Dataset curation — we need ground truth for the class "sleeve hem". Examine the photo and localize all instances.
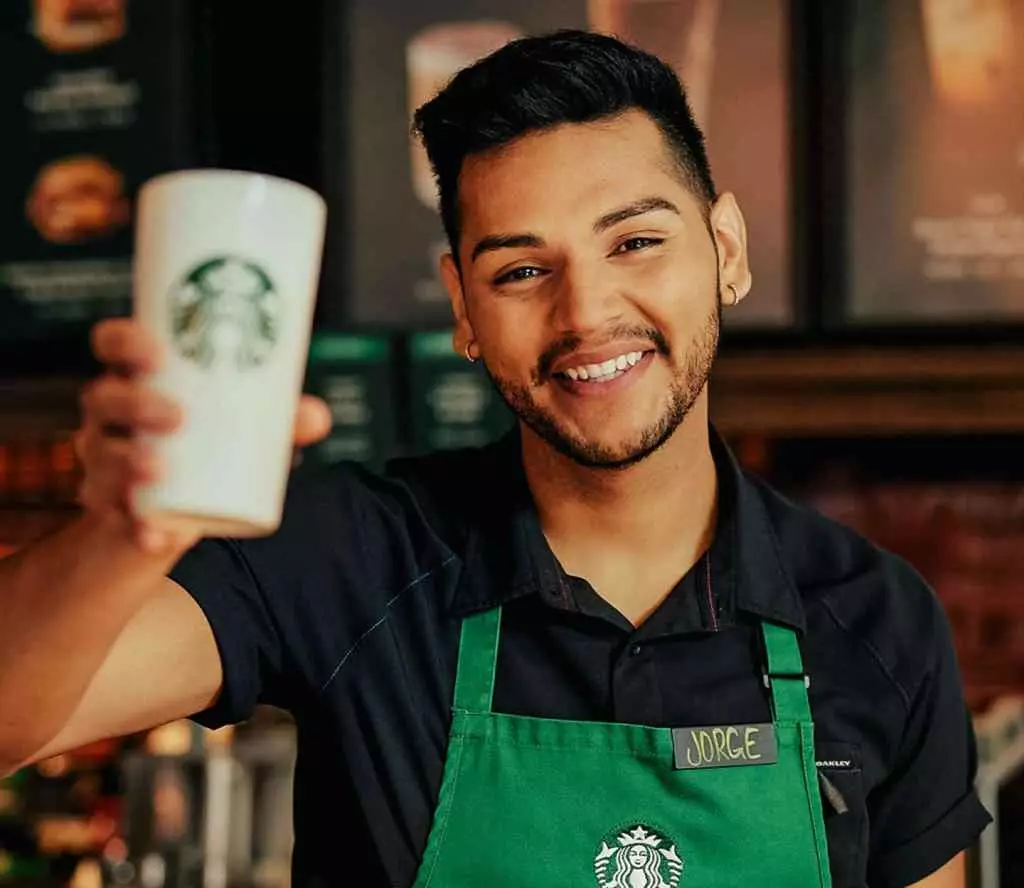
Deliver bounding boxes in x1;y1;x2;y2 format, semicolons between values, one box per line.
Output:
868;790;992;888
169;552;257;728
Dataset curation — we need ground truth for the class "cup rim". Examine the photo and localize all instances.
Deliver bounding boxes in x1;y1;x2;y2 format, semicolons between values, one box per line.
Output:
140;168;325;208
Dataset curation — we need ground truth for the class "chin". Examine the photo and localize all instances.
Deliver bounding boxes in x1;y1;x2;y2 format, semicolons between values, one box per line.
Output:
525;413;680;470
491;365;706;471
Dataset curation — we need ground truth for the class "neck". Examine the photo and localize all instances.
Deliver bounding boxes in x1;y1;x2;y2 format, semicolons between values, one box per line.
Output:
520;392;719;624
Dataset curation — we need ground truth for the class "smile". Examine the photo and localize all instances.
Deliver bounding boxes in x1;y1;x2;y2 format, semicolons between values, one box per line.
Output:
557;350;650;384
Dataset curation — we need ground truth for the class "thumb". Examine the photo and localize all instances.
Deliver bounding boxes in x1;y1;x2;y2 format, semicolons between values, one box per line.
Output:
294;394;333;447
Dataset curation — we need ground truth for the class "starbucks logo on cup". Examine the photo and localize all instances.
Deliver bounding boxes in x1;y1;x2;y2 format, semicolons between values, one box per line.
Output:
170;256;281;370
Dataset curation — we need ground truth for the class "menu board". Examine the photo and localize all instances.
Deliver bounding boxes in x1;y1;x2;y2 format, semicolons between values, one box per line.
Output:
589;0;795;328
845;0;1024;323
0;1;196;352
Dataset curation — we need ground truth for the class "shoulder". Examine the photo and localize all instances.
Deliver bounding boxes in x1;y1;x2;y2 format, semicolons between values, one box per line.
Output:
750;473;950;713
227;444;506;605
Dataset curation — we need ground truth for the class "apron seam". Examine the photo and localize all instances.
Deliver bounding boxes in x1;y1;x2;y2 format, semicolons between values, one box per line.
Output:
801;723;833;887
418;734;468;888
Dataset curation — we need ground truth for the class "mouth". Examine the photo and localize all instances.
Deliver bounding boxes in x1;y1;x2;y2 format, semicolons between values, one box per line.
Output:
551;349;656;393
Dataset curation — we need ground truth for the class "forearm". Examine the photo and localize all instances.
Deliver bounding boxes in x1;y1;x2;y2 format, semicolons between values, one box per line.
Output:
0;512;184;771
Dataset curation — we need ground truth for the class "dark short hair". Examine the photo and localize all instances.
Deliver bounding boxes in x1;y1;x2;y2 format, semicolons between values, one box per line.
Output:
412;29;717;263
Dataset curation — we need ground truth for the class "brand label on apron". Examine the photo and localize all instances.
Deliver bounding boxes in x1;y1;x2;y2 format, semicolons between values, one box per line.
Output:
672;723;778;770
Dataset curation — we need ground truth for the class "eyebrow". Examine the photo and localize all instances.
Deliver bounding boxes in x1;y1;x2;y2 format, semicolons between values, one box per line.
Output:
471;233;544;263
469;196;681;263
593;196;680;233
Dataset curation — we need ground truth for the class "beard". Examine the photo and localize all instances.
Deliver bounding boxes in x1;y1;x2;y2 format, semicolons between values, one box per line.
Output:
487;299;721;470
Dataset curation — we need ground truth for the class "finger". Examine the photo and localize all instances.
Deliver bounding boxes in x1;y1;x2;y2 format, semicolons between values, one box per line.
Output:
293;395;333;447
91;318;164;374
76;441;160;520
77;433;160;483
81;377;182;433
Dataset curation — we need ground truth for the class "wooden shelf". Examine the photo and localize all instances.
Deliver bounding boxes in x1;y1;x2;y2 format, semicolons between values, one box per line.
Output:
710;346;1024;437
1;346;1023;441
0;377;81;438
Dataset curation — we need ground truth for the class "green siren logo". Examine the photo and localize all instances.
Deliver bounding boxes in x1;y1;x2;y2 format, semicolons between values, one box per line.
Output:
594;824;684;888
170;256;281;370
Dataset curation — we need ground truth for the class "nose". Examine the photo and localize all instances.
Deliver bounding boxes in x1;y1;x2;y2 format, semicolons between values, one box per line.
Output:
548;258;623;335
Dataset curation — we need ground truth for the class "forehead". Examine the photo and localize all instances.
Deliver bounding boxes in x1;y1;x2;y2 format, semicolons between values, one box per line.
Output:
456;110;697;245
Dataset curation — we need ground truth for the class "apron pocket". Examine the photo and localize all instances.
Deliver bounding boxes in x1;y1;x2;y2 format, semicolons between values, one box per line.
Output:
815;741;868;888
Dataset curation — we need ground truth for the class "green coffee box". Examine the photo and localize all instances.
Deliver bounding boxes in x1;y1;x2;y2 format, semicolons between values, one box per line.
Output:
407;331;514;453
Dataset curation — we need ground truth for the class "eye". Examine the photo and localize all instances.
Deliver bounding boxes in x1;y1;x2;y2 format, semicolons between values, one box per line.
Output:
494;266;546;286
612;236;663;255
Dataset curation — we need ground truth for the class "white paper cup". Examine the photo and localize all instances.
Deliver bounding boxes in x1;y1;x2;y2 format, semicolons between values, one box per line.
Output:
132;169;327;537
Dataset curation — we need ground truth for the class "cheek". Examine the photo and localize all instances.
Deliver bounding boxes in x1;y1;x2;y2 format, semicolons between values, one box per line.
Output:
633;258;717;331
474;302;547;377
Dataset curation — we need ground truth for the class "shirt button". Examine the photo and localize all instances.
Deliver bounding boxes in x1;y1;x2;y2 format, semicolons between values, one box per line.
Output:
629;644;643;657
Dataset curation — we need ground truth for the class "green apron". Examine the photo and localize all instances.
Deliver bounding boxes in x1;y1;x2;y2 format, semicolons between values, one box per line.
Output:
412;606;833;887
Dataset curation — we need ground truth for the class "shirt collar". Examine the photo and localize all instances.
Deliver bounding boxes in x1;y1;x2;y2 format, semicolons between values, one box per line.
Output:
450;426;806;633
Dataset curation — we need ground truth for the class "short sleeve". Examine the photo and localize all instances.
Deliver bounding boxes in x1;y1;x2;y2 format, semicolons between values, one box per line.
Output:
167;460;449;730
169;536;279;728
866;579;992;887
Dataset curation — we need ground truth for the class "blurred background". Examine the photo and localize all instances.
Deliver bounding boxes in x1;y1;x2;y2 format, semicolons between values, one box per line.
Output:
1;0;1023;886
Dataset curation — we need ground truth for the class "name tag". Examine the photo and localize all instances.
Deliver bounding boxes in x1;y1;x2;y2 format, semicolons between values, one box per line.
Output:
672;723;778;770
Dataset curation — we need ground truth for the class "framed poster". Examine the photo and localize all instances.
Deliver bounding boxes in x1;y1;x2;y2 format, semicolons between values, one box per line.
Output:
844;0;1024;324
0;0;197;370
321;0;589;331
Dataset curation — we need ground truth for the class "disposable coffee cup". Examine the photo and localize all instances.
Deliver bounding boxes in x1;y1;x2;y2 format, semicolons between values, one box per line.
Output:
132;169;327;537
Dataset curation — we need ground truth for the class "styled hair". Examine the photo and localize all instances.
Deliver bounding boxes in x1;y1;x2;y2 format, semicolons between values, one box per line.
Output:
412;29;717;262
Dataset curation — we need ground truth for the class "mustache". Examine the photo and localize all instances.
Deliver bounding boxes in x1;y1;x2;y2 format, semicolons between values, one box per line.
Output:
534;325;670;382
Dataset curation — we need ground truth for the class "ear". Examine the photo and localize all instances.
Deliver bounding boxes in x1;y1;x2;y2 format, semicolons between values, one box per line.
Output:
709;192;753;305
440;252;477;356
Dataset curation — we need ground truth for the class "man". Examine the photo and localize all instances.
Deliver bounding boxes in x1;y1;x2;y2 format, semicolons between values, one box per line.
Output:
0;31;990;887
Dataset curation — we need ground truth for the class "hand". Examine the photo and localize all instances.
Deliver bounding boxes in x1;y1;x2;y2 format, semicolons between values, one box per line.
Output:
75;318;332;554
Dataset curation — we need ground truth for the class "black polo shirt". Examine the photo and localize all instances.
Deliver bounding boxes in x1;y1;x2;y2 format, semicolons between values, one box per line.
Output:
170;428;991;888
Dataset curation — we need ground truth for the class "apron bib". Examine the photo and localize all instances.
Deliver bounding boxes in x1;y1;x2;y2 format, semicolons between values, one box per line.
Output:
412;607;832;887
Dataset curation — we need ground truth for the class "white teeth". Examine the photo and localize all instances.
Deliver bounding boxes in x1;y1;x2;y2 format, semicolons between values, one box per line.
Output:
562;350;646;382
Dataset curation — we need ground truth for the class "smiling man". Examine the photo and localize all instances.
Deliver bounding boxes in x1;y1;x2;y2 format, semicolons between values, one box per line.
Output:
0;30;990;888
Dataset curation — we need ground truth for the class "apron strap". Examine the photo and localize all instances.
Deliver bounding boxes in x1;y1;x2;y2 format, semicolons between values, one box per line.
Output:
453;606;502;713
760;621;812;724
